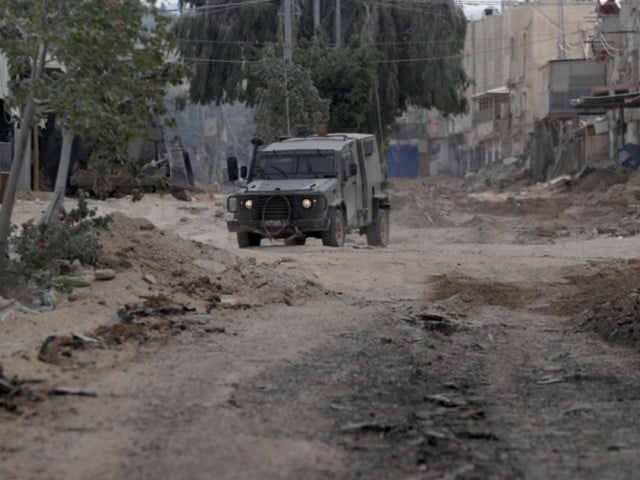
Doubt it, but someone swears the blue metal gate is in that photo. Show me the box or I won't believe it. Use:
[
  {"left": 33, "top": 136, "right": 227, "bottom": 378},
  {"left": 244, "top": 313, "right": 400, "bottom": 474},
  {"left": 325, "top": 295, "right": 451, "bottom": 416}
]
[{"left": 385, "top": 144, "right": 419, "bottom": 178}]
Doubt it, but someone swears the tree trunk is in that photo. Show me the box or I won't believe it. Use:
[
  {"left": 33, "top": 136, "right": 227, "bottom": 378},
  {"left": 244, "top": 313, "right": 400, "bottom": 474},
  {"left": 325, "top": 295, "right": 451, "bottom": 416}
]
[
  {"left": 0, "top": 39, "right": 48, "bottom": 267},
  {"left": 0, "top": 99, "right": 37, "bottom": 263},
  {"left": 40, "top": 129, "right": 74, "bottom": 226}
]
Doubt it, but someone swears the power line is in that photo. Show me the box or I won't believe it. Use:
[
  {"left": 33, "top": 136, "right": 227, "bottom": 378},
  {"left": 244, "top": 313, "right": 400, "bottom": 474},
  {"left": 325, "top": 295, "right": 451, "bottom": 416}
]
[
  {"left": 181, "top": 26, "right": 583, "bottom": 63},
  {"left": 162, "top": 0, "right": 276, "bottom": 14},
  {"left": 175, "top": 29, "right": 579, "bottom": 47},
  {"left": 178, "top": 27, "right": 587, "bottom": 65}
]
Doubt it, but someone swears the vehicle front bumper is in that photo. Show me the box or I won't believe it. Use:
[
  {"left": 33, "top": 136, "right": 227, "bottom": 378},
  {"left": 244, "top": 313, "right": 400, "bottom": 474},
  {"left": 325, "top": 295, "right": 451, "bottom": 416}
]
[{"left": 227, "top": 217, "right": 330, "bottom": 234}]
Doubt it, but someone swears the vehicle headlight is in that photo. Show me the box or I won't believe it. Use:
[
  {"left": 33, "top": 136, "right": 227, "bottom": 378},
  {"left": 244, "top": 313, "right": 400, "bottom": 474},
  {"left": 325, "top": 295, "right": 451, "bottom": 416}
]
[
  {"left": 301, "top": 198, "right": 314, "bottom": 209},
  {"left": 243, "top": 199, "right": 253, "bottom": 210}
]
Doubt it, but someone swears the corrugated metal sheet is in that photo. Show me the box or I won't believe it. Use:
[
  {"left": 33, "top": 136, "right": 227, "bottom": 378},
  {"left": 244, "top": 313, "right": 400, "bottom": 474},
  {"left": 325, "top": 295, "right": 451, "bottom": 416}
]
[{"left": 544, "top": 60, "right": 607, "bottom": 118}]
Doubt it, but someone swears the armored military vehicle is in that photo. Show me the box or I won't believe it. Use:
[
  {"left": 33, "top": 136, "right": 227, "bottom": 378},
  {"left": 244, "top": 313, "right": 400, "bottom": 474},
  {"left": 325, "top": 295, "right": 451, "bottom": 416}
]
[{"left": 226, "top": 132, "right": 390, "bottom": 248}]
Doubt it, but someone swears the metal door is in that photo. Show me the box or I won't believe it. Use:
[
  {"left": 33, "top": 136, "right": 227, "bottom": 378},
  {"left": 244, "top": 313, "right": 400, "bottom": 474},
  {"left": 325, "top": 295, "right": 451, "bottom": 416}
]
[{"left": 340, "top": 145, "right": 364, "bottom": 228}]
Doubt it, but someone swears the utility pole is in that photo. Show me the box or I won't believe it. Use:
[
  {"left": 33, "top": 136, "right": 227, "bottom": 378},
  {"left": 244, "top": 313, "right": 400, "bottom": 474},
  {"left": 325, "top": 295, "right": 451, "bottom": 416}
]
[
  {"left": 282, "top": 0, "right": 293, "bottom": 135},
  {"left": 335, "top": 0, "right": 342, "bottom": 48},
  {"left": 284, "top": 0, "right": 293, "bottom": 62},
  {"left": 629, "top": 0, "right": 639, "bottom": 143},
  {"left": 313, "top": 0, "right": 320, "bottom": 32}
]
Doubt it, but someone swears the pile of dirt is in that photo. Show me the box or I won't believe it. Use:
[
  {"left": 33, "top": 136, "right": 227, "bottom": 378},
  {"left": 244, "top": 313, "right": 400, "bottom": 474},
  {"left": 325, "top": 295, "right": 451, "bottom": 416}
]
[
  {"left": 568, "top": 167, "right": 632, "bottom": 196},
  {"left": 575, "top": 293, "right": 640, "bottom": 347},
  {"left": 388, "top": 176, "right": 465, "bottom": 229},
  {"left": 425, "top": 273, "right": 544, "bottom": 311},
  {"left": 390, "top": 166, "right": 640, "bottom": 246},
  {"left": 461, "top": 160, "right": 530, "bottom": 193},
  {"left": 421, "top": 256, "right": 640, "bottom": 349},
  {"left": 549, "top": 259, "right": 640, "bottom": 315},
  {"left": 539, "top": 258, "right": 640, "bottom": 348},
  {"left": 0, "top": 208, "right": 325, "bottom": 417},
  {"left": 100, "top": 212, "right": 322, "bottom": 308},
  {"left": 466, "top": 195, "right": 567, "bottom": 218}
]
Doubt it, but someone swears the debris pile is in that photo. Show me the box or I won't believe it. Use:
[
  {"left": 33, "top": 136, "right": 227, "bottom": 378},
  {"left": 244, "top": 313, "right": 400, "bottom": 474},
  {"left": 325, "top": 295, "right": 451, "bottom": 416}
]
[
  {"left": 37, "top": 295, "right": 230, "bottom": 366},
  {"left": 0, "top": 366, "right": 43, "bottom": 414},
  {"left": 575, "top": 293, "right": 640, "bottom": 347}
]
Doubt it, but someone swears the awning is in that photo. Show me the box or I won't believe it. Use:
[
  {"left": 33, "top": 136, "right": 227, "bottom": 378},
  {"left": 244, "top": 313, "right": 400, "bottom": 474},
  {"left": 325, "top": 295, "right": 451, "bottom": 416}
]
[
  {"left": 571, "top": 84, "right": 640, "bottom": 110},
  {"left": 471, "top": 86, "right": 509, "bottom": 101}
]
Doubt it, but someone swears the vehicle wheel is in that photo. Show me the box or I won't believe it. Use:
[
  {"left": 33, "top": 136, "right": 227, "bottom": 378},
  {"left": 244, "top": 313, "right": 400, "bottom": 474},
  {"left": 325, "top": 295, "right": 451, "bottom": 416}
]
[
  {"left": 237, "top": 232, "right": 261, "bottom": 248},
  {"left": 322, "top": 209, "right": 345, "bottom": 247},
  {"left": 366, "top": 209, "right": 389, "bottom": 247},
  {"left": 284, "top": 235, "right": 306, "bottom": 246}
]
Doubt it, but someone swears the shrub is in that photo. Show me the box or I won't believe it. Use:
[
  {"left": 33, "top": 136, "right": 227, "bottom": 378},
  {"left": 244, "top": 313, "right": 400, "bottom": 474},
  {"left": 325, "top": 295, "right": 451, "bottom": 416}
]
[{"left": 10, "top": 195, "right": 112, "bottom": 275}]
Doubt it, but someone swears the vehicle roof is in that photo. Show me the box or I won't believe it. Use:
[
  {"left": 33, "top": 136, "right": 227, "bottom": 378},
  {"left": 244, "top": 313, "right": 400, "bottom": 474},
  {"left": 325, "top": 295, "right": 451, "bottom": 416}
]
[{"left": 261, "top": 133, "right": 375, "bottom": 153}]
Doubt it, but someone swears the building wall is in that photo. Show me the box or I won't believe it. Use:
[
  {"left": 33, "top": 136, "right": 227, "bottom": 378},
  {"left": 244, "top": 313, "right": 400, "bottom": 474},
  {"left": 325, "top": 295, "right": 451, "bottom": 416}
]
[
  {"left": 458, "top": 3, "right": 594, "bottom": 161},
  {"left": 585, "top": 133, "right": 610, "bottom": 168}
]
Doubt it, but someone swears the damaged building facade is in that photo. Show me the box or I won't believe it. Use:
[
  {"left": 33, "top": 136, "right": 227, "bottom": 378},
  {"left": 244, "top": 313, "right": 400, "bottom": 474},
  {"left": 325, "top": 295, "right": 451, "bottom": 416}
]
[
  {"left": 389, "top": 1, "right": 619, "bottom": 180},
  {"left": 451, "top": 0, "right": 640, "bottom": 181},
  {"left": 455, "top": 1, "right": 604, "bottom": 180}
]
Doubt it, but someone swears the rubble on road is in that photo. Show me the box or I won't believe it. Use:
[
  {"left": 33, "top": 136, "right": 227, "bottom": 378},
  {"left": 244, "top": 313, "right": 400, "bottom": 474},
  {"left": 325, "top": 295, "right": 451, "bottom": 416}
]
[
  {"left": 0, "top": 366, "right": 43, "bottom": 414},
  {"left": 0, "top": 297, "right": 17, "bottom": 322},
  {"left": 94, "top": 269, "right": 116, "bottom": 281},
  {"left": 47, "top": 387, "right": 97, "bottom": 397},
  {"left": 575, "top": 292, "right": 640, "bottom": 347}
]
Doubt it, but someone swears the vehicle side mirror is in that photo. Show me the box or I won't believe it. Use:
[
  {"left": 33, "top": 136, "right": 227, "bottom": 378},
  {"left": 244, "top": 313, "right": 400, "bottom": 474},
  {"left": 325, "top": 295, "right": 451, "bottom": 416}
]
[
  {"left": 240, "top": 165, "right": 247, "bottom": 179},
  {"left": 349, "top": 163, "right": 358, "bottom": 177},
  {"left": 227, "top": 157, "right": 239, "bottom": 181}
]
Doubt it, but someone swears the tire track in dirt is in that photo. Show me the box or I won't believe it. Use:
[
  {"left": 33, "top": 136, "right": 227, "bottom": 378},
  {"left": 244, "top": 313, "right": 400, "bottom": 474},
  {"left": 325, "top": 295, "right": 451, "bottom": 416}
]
[{"left": 479, "top": 307, "right": 640, "bottom": 480}]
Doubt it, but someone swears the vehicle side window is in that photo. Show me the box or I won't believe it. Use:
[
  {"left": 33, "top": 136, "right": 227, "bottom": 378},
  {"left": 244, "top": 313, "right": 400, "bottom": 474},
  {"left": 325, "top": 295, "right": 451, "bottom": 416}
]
[
  {"left": 363, "top": 139, "right": 374, "bottom": 156},
  {"left": 342, "top": 149, "right": 354, "bottom": 178}
]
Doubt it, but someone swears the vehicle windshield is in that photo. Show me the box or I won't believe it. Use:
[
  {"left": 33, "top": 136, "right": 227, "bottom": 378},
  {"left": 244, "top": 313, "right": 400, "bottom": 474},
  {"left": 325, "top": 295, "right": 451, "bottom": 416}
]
[{"left": 253, "top": 151, "right": 337, "bottom": 179}]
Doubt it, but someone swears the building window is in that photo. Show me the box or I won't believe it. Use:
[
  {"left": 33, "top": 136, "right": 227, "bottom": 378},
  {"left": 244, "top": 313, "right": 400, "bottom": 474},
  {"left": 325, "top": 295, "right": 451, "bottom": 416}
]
[{"left": 510, "top": 37, "right": 515, "bottom": 65}]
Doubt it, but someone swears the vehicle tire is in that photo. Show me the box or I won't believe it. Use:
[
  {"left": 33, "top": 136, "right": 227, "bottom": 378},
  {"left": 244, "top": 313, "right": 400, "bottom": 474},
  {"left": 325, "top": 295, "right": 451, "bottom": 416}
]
[
  {"left": 237, "top": 232, "right": 261, "bottom": 248},
  {"left": 322, "top": 209, "right": 345, "bottom": 247},
  {"left": 284, "top": 235, "right": 307, "bottom": 246},
  {"left": 366, "top": 209, "right": 389, "bottom": 247}
]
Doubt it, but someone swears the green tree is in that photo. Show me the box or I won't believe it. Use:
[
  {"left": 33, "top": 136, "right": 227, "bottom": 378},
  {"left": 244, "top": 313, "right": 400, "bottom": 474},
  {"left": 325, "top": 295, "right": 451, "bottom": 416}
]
[
  {"left": 176, "top": 0, "right": 469, "bottom": 140},
  {"left": 295, "top": 38, "right": 375, "bottom": 134},
  {"left": 248, "top": 46, "right": 329, "bottom": 142},
  {"left": 175, "top": 0, "right": 280, "bottom": 104},
  {"left": 0, "top": 0, "right": 184, "bottom": 262}
]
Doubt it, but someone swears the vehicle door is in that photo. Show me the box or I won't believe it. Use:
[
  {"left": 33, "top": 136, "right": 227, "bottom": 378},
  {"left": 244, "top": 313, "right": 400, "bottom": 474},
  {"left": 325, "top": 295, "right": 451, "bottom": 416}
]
[{"left": 340, "top": 145, "right": 364, "bottom": 227}]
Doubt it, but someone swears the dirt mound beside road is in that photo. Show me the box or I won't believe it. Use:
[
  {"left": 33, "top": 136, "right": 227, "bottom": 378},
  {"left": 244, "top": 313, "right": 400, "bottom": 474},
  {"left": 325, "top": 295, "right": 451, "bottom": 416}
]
[
  {"left": 0, "top": 208, "right": 323, "bottom": 416},
  {"left": 425, "top": 273, "right": 545, "bottom": 311},
  {"left": 558, "top": 258, "right": 640, "bottom": 348},
  {"left": 101, "top": 212, "right": 322, "bottom": 308}
]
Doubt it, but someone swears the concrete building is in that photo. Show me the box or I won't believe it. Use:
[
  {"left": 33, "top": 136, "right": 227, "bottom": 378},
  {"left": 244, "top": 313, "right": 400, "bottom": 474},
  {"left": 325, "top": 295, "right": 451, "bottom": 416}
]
[
  {"left": 571, "top": 0, "right": 640, "bottom": 168},
  {"left": 387, "top": 108, "right": 462, "bottom": 177},
  {"left": 456, "top": 1, "right": 597, "bottom": 175}
]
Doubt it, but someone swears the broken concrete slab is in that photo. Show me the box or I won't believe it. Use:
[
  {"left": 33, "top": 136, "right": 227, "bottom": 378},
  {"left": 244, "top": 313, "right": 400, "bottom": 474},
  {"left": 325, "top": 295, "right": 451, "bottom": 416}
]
[
  {"left": 94, "top": 269, "right": 116, "bottom": 281},
  {"left": 193, "top": 258, "right": 227, "bottom": 274}
]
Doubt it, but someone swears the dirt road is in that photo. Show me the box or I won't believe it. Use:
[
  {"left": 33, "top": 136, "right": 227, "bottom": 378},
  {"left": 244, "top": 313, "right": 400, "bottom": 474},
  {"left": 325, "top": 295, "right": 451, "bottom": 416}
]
[{"left": 3, "top": 171, "right": 640, "bottom": 479}]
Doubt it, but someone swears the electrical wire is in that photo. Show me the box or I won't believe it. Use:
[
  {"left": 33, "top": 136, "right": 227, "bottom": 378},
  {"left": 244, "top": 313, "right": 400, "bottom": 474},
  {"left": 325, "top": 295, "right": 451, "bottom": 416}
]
[{"left": 178, "top": 28, "right": 587, "bottom": 65}]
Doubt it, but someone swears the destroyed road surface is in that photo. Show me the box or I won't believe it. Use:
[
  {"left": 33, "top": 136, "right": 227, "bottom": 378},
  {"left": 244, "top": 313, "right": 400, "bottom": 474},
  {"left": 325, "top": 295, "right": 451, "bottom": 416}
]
[{"left": 3, "top": 169, "right": 640, "bottom": 479}]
